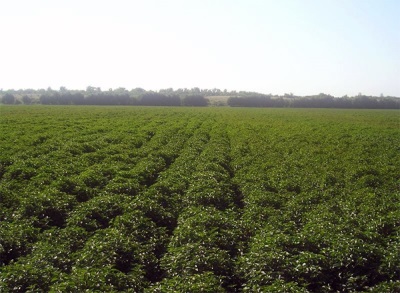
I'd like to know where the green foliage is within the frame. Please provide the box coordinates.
[50,266,146,292]
[147,272,225,292]
[0,220,39,266]
[1,93,16,104]
[161,243,232,278]
[182,95,209,106]
[0,256,61,292]
[67,194,126,231]
[170,206,241,254]
[0,106,398,291]
[17,188,77,229]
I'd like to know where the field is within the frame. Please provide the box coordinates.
[0,106,399,292]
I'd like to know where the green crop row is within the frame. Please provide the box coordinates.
[0,106,399,292]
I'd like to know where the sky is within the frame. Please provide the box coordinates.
[1,0,399,97]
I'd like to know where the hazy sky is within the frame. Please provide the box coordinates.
[1,0,399,96]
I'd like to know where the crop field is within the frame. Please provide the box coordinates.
[0,106,399,292]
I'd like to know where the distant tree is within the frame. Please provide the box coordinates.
[140,93,181,106]
[130,88,146,97]
[159,88,174,95]
[191,87,201,95]
[284,93,294,98]
[22,95,32,104]
[59,86,67,93]
[212,88,222,95]
[69,93,85,105]
[182,95,208,106]
[86,86,101,94]
[113,87,129,95]
[227,95,273,107]
[2,94,16,104]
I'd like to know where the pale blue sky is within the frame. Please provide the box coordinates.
[1,0,399,96]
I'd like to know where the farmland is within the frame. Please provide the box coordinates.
[0,106,399,292]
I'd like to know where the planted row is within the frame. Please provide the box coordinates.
[1,106,399,292]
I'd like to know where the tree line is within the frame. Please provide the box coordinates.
[1,87,399,109]
[228,93,400,109]
[1,92,209,107]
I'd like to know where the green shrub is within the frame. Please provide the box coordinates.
[147,272,225,293]
[17,188,77,229]
[67,194,126,231]
[0,221,39,266]
[161,244,232,278]
[50,267,147,292]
